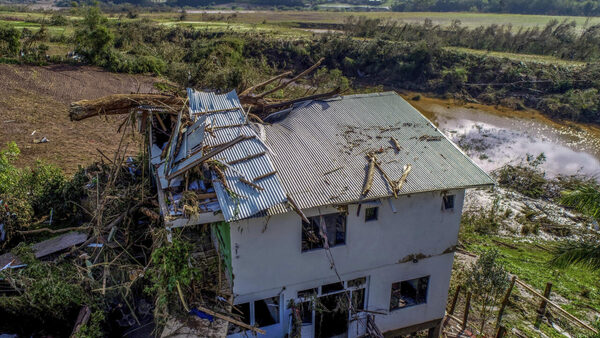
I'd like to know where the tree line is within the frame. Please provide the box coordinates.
[344,16,600,62]
[1,8,599,125]
[391,0,600,16]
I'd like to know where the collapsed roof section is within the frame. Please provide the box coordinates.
[152,89,287,224]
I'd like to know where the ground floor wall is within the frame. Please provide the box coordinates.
[227,253,454,337]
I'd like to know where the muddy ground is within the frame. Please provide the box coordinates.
[0,64,160,175]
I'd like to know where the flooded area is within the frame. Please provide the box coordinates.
[408,95,600,179]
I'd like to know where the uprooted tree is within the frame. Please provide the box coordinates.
[68,57,342,122]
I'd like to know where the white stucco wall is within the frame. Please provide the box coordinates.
[227,189,464,336]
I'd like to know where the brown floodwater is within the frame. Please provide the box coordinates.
[404,94,600,179]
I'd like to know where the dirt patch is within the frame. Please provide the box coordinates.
[0,64,160,175]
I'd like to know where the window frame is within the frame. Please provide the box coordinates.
[389,276,430,311]
[229,295,282,334]
[364,207,379,222]
[442,194,455,211]
[301,212,347,252]
[295,276,369,329]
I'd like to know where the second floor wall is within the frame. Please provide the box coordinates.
[229,189,465,297]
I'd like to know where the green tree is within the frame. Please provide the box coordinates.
[74,7,113,64]
[466,249,509,333]
[0,25,21,57]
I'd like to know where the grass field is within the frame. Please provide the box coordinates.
[141,10,600,28]
[458,233,600,337]
[447,47,588,67]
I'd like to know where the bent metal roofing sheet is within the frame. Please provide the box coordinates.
[263,91,494,214]
[172,89,287,222]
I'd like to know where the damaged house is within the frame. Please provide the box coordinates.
[149,89,494,337]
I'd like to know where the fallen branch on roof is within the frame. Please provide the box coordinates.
[390,137,402,152]
[239,71,293,96]
[362,154,376,196]
[373,157,397,199]
[69,94,184,121]
[287,194,309,224]
[262,87,341,111]
[167,135,254,180]
[395,164,412,192]
[256,58,324,99]
[239,58,326,109]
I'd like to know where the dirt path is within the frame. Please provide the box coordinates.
[0,64,160,175]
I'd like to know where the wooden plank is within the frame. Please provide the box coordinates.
[287,194,309,224]
[32,232,87,258]
[253,170,277,182]
[0,252,22,268]
[496,276,516,327]
[448,285,461,315]
[167,135,254,180]
[515,279,598,333]
[463,291,471,330]
[535,282,553,328]
[195,305,266,335]
[227,151,266,166]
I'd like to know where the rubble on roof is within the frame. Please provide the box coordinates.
[150,89,287,224]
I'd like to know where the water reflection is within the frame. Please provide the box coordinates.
[422,104,600,178]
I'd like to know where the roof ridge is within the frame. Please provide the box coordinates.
[322,91,398,102]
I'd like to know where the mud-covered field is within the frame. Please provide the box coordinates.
[0,64,159,174]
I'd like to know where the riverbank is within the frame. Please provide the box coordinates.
[401,91,600,179]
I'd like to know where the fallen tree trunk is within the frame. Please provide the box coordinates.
[261,87,341,111]
[69,94,185,121]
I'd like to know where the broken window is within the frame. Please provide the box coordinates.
[298,288,318,299]
[390,276,429,310]
[443,194,455,211]
[301,212,346,252]
[228,302,251,334]
[299,301,313,324]
[365,207,378,222]
[322,282,344,294]
[347,277,367,288]
[352,288,365,311]
[254,296,280,327]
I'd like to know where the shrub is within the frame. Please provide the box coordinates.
[494,153,548,199]
[466,248,509,334]
[0,25,21,57]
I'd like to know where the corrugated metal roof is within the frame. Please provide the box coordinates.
[263,91,494,213]
[187,89,243,118]
[175,89,287,222]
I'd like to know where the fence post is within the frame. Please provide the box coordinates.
[495,326,506,338]
[462,292,471,330]
[449,285,461,315]
[535,282,553,328]
[496,276,516,328]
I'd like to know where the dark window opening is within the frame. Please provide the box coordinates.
[352,288,365,311]
[443,195,455,210]
[297,288,317,299]
[254,296,280,327]
[228,302,251,334]
[390,276,429,311]
[299,301,312,324]
[347,277,367,288]
[315,293,348,338]
[365,207,378,222]
[322,282,344,294]
[301,212,346,252]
